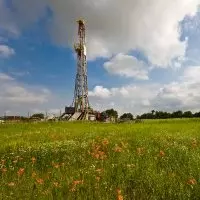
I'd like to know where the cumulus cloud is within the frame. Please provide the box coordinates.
[153,66,200,111]
[0,45,15,58]
[0,73,14,81]
[1,0,199,67]
[89,86,111,99]
[0,73,51,115]
[104,53,149,80]
[89,83,159,114]
[47,0,199,67]
[89,66,200,115]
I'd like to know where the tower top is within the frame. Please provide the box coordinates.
[77,19,85,25]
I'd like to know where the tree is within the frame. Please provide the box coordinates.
[31,113,45,119]
[171,111,183,118]
[104,109,118,119]
[120,113,134,120]
[193,112,200,118]
[183,111,193,118]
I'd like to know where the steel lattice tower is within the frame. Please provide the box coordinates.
[72,19,89,118]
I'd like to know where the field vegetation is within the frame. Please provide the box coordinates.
[1,119,200,199]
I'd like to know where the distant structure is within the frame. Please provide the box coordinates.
[61,19,95,121]
[73,19,89,118]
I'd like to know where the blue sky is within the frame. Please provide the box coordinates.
[1,0,200,116]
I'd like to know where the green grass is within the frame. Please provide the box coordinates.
[1,119,200,199]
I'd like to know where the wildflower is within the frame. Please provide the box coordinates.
[13,160,18,164]
[17,168,25,176]
[73,180,84,185]
[36,178,44,185]
[192,139,198,148]
[127,164,136,168]
[1,159,5,165]
[53,182,60,187]
[137,147,145,155]
[102,139,109,146]
[187,178,197,185]
[159,150,165,157]
[1,168,7,173]
[31,157,36,164]
[114,146,123,153]
[54,164,60,169]
[52,161,60,168]
[32,172,37,178]
[94,153,100,159]
[96,168,103,173]
[8,182,15,187]
[70,180,84,192]
[96,176,100,182]
[116,188,123,200]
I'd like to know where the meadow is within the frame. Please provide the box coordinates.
[1,119,200,199]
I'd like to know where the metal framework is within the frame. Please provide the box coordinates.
[72,19,89,119]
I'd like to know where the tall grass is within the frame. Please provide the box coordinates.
[1,119,200,199]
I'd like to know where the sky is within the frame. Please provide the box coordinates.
[1,0,200,116]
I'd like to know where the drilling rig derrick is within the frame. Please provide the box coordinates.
[61,19,90,121]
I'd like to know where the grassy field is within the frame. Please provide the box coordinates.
[1,119,200,199]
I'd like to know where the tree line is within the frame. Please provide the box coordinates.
[136,110,200,119]
[2,109,200,122]
[101,109,200,120]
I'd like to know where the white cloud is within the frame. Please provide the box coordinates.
[89,66,200,115]
[104,53,149,80]
[0,73,51,114]
[89,83,159,114]
[89,86,111,99]
[0,73,14,81]
[153,66,200,111]
[1,0,199,67]
[47,0,199,67]
[0,45,15,58]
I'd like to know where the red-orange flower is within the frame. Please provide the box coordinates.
[73,180,84,185]
[159,150,165,157]
[102,139,109,146]
[116,188,123,200]
[187,178,197,185]
[1,168,7,173]
[36,178,44,185]
[70,180,84,192]
[17,168,25,176]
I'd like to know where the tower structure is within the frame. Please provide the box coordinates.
[72,19,89,119]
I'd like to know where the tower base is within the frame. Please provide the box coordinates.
[59,107,96,121]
